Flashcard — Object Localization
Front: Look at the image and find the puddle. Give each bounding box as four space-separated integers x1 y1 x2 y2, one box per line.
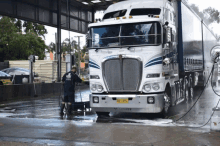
0 113 15 118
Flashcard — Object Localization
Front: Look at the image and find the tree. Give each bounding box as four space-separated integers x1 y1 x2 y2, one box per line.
189 4 220 41
189 4 220 25
48 42 56 53
203 7 220 24
23 21 48 39
0 16 47 61
0 16 19 61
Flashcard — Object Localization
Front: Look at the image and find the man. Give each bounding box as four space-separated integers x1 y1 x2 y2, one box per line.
60 66 82 114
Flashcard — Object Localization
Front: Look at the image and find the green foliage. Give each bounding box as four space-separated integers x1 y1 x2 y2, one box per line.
189 4 220 25
190 4 220 40
0 16 47 61
48 42 56 53
203 7 220 24
23 21 48 39
15 19 22 32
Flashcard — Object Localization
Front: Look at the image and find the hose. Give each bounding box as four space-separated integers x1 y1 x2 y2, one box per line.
193 61 220 128
173 64 215 123
172 55 220 128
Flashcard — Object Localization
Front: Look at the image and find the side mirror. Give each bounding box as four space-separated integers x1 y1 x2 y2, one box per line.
163 27 172 49
166 27 172 43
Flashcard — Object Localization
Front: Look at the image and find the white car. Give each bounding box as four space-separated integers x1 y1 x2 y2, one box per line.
1 67 38 76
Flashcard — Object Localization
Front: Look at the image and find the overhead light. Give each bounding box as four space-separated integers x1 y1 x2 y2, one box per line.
82 2 89 5
91 0 101 3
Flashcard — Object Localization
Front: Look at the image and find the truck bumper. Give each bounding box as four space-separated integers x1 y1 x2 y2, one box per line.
90 93 164 113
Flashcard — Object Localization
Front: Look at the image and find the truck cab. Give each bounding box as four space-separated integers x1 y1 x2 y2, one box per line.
87 0 217 117
87 0 178 117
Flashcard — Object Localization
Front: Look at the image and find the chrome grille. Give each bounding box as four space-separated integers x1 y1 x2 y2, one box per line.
103 58 142 92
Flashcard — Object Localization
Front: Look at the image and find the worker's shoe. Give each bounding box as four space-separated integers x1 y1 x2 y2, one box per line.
59 102 65 115
67 103 72 115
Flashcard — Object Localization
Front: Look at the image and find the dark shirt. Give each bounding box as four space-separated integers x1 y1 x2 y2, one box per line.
62 71 82 94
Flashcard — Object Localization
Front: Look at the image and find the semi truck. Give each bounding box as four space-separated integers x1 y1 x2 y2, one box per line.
87 0 217 117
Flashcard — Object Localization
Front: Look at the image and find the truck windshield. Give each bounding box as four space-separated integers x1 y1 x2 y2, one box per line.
88 22 161 48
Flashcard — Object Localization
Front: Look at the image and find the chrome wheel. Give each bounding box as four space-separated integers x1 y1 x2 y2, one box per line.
164 93 171 113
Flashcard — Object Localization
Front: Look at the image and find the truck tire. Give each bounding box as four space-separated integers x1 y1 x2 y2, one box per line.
160 93 170 118
179 79 183 98
96 112 110 117
183 77 189 103
160 86 171 118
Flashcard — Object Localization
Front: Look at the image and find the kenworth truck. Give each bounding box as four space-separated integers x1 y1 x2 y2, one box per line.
87 0 217 117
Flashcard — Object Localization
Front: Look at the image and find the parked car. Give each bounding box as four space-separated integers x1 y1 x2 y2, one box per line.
1 67 41 84
0 71 12 85
1 67 38 76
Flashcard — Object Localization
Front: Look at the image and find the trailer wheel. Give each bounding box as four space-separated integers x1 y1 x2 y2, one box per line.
179 79 183 98
96 112 110 117
183 77 189 103
189 76 194 99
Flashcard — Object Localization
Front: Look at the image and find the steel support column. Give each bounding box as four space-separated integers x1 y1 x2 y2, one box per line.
57 0 61 82
92 7 95 22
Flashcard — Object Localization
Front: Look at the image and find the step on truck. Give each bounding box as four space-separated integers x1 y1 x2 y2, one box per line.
87 0 218 117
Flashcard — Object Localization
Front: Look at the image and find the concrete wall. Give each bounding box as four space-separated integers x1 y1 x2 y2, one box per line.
0 83 63 103
9 60 66 83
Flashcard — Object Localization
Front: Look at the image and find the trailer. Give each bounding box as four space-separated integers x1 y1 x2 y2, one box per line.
87 0 218 117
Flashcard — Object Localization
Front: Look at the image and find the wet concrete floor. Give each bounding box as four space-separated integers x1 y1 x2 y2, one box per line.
0 85 219 126
0 85 220 145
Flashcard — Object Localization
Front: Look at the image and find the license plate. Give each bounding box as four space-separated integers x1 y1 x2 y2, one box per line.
117 99 128 104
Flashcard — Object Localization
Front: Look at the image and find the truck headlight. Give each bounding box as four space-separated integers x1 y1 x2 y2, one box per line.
143 84 151 92
97 85 103 92
152 83 160 91
91 84 97 91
